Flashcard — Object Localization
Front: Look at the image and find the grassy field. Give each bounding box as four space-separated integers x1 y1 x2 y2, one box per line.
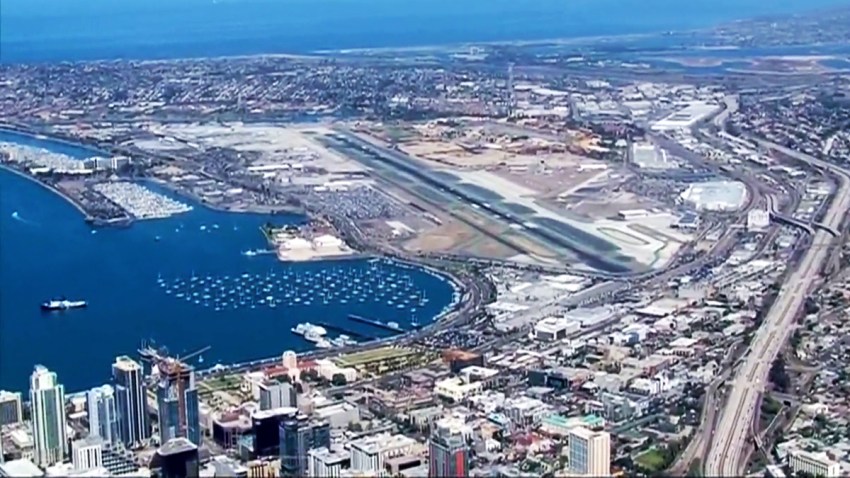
334 346 416 367
636 448 668 472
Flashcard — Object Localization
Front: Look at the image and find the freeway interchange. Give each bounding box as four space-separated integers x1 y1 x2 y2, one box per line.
703 140 850 476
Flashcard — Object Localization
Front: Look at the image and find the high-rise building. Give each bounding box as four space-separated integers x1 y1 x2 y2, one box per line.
29 365 68 467
308 447 350 478
149 438 199 478
112 356 150 448
252 408 297 458
279 415 330 477
71 436 104 471
156 361 201 447
567 427 610 477
428 424 469 478
88 385 119 445
0 391 23 427
259 381 297 411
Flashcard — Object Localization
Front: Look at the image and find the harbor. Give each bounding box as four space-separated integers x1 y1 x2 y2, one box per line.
0 162 459 392
347 314 406 333
155 258 437 313
93 181 193 220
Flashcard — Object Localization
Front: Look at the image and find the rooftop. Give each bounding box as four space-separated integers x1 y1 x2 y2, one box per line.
158 437 197 456
0 459 44 477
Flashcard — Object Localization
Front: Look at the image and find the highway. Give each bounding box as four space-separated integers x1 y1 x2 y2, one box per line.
703 140 850 477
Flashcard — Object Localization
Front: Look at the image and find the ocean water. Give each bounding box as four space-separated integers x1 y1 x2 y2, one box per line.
0 130 455 392
2 0 849 63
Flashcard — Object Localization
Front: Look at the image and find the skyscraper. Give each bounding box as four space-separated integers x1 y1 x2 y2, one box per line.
258 381 297 411
112 356 150 448
252 408 297 458
428 424 469 478
71 436 105 471
568 427 610 477
149 437 199 478
88 385 119 445
0 390 23 427
29 365 68 467
156 361 201 447
279 415 330 477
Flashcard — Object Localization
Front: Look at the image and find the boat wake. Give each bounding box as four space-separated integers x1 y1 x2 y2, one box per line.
11 211 36 226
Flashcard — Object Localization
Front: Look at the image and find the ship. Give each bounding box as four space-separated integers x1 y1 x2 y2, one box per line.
41 299 87 311
292 323 328 343
315 339 333 349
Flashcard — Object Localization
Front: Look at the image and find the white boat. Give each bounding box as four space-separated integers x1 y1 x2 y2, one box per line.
304 330 323 343
315 339 333 349
291 323 313 335
41 299 87 311
294 323 328 342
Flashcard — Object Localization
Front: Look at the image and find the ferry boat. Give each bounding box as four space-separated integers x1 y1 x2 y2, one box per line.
41 299 87 311
304 328 327 343
292 323 328 342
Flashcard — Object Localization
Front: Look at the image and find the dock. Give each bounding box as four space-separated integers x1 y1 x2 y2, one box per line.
347 314 405 333
315 321 371 340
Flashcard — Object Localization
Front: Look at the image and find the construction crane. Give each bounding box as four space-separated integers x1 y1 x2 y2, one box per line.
151 345 211 440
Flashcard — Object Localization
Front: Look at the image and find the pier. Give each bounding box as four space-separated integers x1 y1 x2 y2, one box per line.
347 314 405 333
315 321 372 340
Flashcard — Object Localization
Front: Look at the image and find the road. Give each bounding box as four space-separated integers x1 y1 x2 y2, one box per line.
703 140 850 477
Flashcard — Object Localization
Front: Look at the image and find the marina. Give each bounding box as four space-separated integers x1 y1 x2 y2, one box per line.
0 154 458 392
155 258 438 314
93 181 193 220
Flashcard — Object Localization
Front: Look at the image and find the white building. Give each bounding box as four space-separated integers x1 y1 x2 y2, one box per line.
747 209 770 232
314 359 358 383
282 237 312 250
631 143 675 170
281 350 298 369
434 377 483 402
30 366 68 467
533 317 581 341
312 235 344 250
651 102 721 131
680 181 748 212
308 447 350 478
504 397 550 427
258 381 297 410
0 458 44 477
71 436 104 471
787 450 840 478
349 433 417 474
568 427 610 477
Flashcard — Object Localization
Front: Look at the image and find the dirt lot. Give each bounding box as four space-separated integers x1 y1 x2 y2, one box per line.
403 220 478 253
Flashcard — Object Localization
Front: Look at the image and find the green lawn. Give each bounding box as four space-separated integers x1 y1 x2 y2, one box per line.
636 448 668 472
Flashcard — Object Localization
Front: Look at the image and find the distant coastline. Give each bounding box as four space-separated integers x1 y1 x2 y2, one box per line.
2 0 847 64
0 163 93 221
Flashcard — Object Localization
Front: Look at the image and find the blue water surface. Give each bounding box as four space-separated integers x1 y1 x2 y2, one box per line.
2 0 849 63
0 131 455 392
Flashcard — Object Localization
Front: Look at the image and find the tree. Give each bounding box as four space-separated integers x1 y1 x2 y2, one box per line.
300 369 319 382
331 373 347 387
769 356 790 393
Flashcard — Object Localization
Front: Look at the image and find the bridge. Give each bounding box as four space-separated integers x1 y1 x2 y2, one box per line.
767 204 839 237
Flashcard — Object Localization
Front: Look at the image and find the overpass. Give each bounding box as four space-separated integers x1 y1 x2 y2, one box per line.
704 139 850 477
769 212 815 236
765 194 839 237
